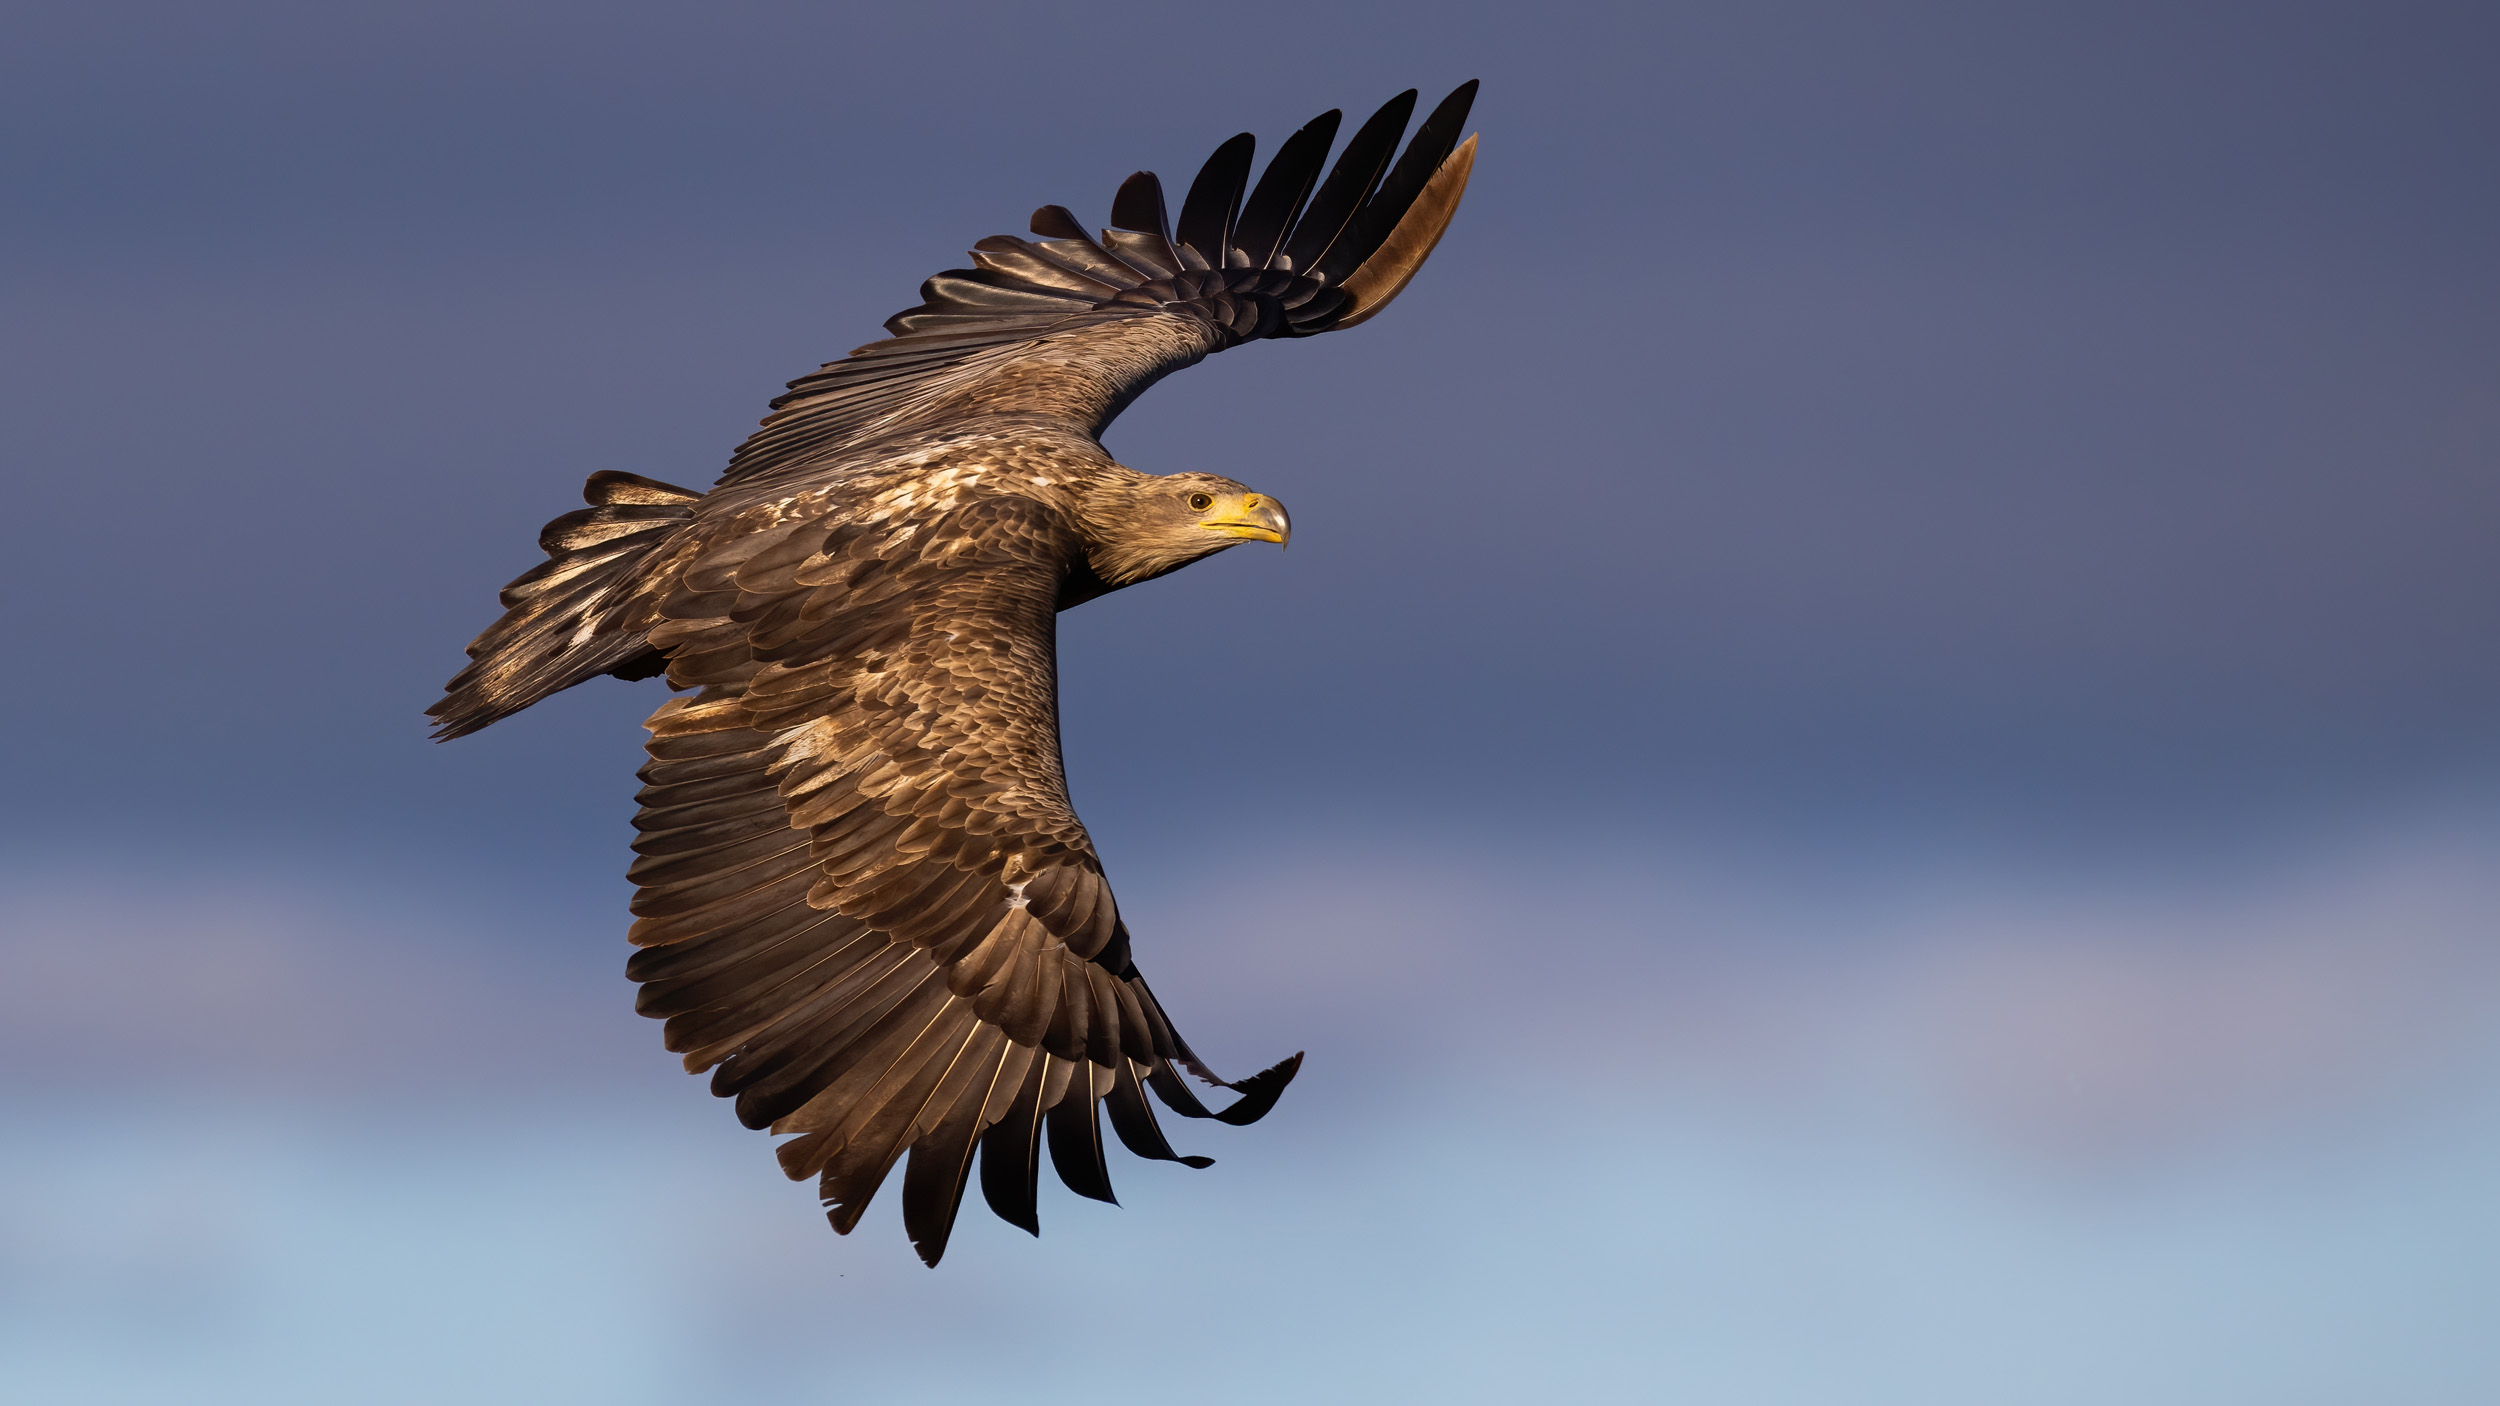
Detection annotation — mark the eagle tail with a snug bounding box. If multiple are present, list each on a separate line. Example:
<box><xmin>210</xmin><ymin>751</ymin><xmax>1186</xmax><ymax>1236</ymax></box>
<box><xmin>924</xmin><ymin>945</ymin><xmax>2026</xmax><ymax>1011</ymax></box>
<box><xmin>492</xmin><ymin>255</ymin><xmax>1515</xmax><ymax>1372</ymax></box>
<box><xmin>427</xmin><ymin>470</ymin><xmax>700</xmax><ymax>740</ymax></box>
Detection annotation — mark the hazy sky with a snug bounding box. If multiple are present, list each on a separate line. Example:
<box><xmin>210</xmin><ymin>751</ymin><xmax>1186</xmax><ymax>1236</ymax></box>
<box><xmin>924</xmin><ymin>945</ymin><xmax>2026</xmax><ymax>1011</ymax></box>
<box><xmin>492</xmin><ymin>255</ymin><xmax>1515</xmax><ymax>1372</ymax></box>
<box><xmin>6</xmin><ymin>3</ymin><xmax>2498</xmax><ymax>1401</ymax></box>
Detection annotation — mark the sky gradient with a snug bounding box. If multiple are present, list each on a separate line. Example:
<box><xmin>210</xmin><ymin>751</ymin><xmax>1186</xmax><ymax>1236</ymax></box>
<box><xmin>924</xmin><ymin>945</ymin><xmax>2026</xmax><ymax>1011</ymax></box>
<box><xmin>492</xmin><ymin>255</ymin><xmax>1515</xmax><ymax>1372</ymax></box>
<box><xmin>6</xmin><ymin>2</ymin><xmax>2498</xmax><ymax>1401</ymax></box>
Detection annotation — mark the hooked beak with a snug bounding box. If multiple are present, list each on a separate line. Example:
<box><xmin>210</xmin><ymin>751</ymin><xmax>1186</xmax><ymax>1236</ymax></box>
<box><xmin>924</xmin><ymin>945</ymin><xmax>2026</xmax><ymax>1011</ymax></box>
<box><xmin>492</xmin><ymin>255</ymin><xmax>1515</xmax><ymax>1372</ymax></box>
<box><xmin>1198</xmin><ymin>491</ymin><xmax>1291</xmax><ymax>546</ymax></box>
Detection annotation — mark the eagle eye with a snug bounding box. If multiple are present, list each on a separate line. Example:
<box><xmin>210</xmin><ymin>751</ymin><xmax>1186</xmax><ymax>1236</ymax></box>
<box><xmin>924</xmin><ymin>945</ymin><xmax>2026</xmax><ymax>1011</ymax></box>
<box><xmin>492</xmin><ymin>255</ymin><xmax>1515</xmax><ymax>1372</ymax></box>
<box><xmin>1186</xmin><ymin>492</ymin><xmax>1213</xmax><ymax>512</ymax></box>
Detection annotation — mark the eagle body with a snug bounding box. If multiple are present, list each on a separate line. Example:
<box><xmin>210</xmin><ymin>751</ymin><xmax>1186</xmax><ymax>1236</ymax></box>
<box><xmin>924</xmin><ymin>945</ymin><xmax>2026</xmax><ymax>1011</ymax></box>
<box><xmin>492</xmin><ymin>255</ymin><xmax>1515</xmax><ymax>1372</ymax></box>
<box><xmin>433</xmin><ymin>85</ymin><xmax>1478</xmax><ymax>1265</ymax></box>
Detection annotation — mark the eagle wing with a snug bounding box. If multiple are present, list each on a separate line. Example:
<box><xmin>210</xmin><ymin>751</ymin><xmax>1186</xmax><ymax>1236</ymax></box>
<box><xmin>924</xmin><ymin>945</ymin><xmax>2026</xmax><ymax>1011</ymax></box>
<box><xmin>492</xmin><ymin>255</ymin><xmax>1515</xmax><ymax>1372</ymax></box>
<box><xmin>718</xmin><ymin>81</ymin><xmax>1478</xmax><ymax>489</ymax></box>
<box><xmin>625</xmin><ymin>491</ymin><xmax>1297</xmax><ymax>1265</ymax></box>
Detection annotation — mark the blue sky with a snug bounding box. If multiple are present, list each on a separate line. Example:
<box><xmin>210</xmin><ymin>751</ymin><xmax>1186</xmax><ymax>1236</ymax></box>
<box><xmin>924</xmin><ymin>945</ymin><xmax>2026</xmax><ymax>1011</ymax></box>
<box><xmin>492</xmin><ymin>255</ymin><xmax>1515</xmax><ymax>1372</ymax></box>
<box><xmin>6</xmin><ymin>2</ymin><xmax>2499</xmax><ymax>1401</ymax></box>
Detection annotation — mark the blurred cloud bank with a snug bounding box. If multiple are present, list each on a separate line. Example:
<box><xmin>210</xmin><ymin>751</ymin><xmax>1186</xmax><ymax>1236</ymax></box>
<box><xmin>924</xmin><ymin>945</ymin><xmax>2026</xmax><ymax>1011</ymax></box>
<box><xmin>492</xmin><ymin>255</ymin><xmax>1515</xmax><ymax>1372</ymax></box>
<box><xmin>7</xmin><ymin>804</ymin><xmax>2500</xmax><ymax>1403</ymax></box>
<box><xmin>12</xmin><ymin>803</ymin><xmax>2500</xmax><ymax>1162</ymax></box>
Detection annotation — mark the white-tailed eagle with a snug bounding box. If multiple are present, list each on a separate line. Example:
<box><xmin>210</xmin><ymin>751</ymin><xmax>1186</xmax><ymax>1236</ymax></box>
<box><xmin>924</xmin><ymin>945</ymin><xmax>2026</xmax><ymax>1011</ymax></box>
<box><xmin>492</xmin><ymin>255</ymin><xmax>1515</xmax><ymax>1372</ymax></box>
<box><xmin>432</xmin><ymin>83</ymin><xmax>1478</xmax><ymax>1265</ymax></box>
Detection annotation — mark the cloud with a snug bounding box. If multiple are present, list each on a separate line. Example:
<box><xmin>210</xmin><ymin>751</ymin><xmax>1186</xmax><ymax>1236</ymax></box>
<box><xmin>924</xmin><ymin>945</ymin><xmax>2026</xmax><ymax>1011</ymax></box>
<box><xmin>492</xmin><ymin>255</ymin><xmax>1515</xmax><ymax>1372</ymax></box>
<box><xmin>20</xmin><ymin>805</ymin><xmax>2494</xmax><ymax>1165</ymax></box>
<box><xmin>1113</xmin><ymin>807</ymin><xmax>2500</xmax><ymax>1163</ymax></box>
<box><xmin>6</xmin><ymin>813</ymin><xmax>2500</xmax><ymax>1403</ymax></box>
<box><xmin>0</xmin><ymin>864</ymin><xmax>643</xmax><ymax>1098</ymax></box>
<box><xmin>1891</xmin><ymin>831</ymin><xmax>2500</xmax><ymax>1160</ymax></box>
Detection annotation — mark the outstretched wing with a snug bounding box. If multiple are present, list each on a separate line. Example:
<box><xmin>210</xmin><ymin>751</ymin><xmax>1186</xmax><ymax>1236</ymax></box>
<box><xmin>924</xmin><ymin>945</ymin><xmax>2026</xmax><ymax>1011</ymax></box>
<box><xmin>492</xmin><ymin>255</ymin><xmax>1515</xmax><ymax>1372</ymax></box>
<box><xmin>626</xmin><ymin>493</ymin><xmax>1297</xmax><ymax>1265</ymax></box>
<box><xmin>718</xmin><ymin>81</ymin><xmax>1478</xmax><ymax>489</ymax></box>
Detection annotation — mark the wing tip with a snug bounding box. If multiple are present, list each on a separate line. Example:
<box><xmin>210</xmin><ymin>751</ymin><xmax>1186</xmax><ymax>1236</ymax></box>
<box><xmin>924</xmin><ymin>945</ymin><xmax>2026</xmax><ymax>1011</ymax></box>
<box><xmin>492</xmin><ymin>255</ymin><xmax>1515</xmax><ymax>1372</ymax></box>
<box><xmin>1332</xmin><ymin>133</ymin><xmax>1476</xmax><ymax>331</ymax></box>
<box><xmin>1212</xmin><ymin>1051</ymin><xmax>1304</xmax><ymax>1127</ymax></box>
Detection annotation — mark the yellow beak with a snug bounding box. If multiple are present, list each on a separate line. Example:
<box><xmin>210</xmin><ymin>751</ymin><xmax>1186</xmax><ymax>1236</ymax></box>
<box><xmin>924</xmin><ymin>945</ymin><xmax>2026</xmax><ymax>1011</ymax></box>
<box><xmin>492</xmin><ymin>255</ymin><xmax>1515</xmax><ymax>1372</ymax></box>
<box><xmin>1198</xmin><ymin>491</ymin><xmax>1291</xmax><ymax>546</ymax></box>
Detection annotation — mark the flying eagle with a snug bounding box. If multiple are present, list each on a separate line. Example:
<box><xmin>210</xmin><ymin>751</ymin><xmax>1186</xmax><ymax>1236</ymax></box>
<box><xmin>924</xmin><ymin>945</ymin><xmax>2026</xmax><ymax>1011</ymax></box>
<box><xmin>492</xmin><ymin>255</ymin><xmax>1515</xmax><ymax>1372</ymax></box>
<box><xmin>430</xmin><ymin>83</ymin><xmax>1478</xmax><ymax>1266</ymax></box>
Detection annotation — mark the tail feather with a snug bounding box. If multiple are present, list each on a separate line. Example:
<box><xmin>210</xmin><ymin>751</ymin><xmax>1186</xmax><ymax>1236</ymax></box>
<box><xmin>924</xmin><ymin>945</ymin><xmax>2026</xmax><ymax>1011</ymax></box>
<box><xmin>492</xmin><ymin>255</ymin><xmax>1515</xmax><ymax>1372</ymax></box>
<box><xmin>429</xmin><ymin>470</ymin><xmax>700</xmax><ymax>740</ymax></box>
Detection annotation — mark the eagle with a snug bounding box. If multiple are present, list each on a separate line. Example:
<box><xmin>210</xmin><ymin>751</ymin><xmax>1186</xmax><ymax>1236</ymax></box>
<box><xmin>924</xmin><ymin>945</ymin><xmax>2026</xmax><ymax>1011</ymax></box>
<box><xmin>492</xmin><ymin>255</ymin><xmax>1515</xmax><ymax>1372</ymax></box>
<box><xmin>430</xmin><ymin>83</ymin><xmax>1479</xmax><ymax>1266</ymax></box>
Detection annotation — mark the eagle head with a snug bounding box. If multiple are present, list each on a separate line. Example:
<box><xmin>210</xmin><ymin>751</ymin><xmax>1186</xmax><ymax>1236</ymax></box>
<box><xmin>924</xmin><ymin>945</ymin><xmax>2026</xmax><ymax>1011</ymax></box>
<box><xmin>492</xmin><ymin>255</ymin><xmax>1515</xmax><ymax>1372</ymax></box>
<box><xmin>1077</xmin><ymin>471</ymin><xmax>1291</xmax><ymax>591</ymax></box>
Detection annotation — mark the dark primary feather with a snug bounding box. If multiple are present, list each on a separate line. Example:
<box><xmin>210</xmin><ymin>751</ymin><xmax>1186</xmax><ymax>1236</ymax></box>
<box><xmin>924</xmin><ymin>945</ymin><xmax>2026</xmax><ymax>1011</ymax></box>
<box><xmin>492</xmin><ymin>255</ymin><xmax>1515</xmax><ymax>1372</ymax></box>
<box><xmin>431</xmin><ymin>84</ymin><xmax>1479</xmax><ymax>1266</ymax></box>
<box><xmin>1175</xmin><ymin>132</ymin><xmax>1255</xmax><ymax>265</ymax></box>
<box><xmin>1230</xmin><ymin>108</ymin><xmax>1341</xmax><ymax>270</ymax></box>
